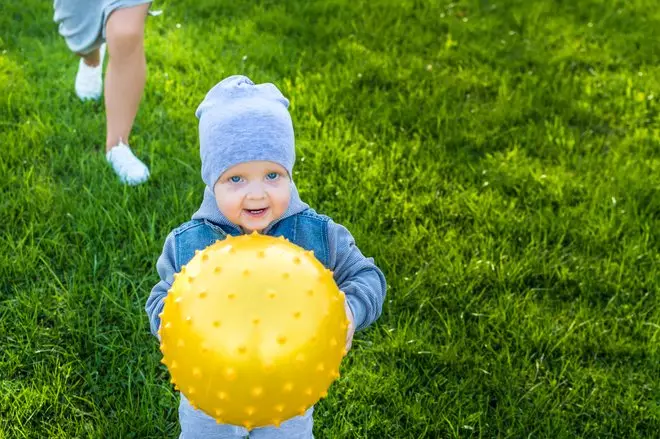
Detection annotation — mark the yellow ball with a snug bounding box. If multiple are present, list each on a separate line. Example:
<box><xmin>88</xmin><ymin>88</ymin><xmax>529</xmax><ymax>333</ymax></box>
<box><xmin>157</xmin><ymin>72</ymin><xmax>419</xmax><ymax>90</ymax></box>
<box><xmin>158</xmin><ymin>233</ymin><xmax>348</xmax><ymax>430</ymax></box>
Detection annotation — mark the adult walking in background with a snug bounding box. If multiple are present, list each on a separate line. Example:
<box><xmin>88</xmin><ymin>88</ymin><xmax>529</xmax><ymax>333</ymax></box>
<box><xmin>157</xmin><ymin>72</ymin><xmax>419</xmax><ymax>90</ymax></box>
<box><xmin>54</xmin><ymin>0</ymin><xmax>153</xmax><ymax>185</ymax></box>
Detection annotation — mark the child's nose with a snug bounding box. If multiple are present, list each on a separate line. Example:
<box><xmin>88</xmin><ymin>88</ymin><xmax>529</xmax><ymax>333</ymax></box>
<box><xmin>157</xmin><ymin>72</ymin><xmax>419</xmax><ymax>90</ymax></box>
<box><xmin>246</xmin><ymin>182</ymin><xmax>266</xmax><ymax>199</ymax></box>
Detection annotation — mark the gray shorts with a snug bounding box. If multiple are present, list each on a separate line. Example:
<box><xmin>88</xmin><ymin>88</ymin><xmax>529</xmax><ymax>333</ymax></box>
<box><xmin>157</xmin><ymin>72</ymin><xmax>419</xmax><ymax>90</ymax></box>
<box><xmin>178</xmin><ymin>394</ymin><xmax>315</xmax><ymax>439</ymax></box>
<box><xmin>53</xmin><ymin>0</ymin><xmax>152</xmax><ymax>54</ymax></box>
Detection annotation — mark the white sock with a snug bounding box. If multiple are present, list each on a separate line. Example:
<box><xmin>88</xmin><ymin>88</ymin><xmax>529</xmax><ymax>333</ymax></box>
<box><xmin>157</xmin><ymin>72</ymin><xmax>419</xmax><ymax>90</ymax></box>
<box><xmin>75</xmin><ymin>43</ymin><xmax>106</xmax><ymax>101</ymax></box>
<box><xmin>106</xmin><ymin>141</ymin><xmax>150</xmax><ymax>185</ymax></box>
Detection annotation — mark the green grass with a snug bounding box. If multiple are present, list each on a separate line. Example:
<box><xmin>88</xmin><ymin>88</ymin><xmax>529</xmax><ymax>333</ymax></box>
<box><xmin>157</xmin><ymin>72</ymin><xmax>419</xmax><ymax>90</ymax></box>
<box><xmin>1</xmin><ymin>0</ymin><xmax>659</xmax><ymax>437</ymax></box>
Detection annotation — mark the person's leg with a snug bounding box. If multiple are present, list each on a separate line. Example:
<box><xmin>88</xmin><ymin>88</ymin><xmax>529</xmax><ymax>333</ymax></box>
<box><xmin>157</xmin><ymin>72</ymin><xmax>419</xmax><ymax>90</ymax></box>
<box><xmin>104</xmin><ymin>3</ymin><xmax>149</xmax><ymax>151</ymax></box>
<box><xmin>81</xmin><ymin>48</ymin><xmax>102</xmax><ymax>67</ymax></box>
<box><xmin>103</xmin><ymin>2</ymin><xmax>150</xmax><ymax>185</ymax></box>
<box><xmin>249</xmin><ymin>407</ymin><xmax>314</xmax><ymax>439</ymax></box>
<box><xmin>53</xmin><ymin>0</ymin><xmax>105</xmax><ymax>100</ymax></box>
<box><xmin>75</xmin><ymin>43</ymin><xmax>106</xmax><ymax>101</ymax></box>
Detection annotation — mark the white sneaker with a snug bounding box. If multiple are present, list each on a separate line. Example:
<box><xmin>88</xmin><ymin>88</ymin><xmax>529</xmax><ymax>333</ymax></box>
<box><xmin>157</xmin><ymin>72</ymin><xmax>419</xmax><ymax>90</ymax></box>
<box><xmin>106</xmin><ymin>141</ymin><xmax>150</xmax><ymax>185</ymax></box>
<box><xmin>75</xmin><ymin>43</ymin><xmax>106</xmax><ymax>101</ymax></box>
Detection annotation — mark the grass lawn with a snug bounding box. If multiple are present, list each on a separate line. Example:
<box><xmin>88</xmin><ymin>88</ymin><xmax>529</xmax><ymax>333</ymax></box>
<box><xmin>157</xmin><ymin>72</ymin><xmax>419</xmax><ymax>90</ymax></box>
<box><xmin>1</xmin><ymin>0</ymin><xmax>659</xmax><ymax>437</ymax></box>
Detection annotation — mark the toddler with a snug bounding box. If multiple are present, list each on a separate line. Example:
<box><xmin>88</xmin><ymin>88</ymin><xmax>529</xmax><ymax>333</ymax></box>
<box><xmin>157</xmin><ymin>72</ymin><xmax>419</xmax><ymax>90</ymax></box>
<box><xmin>146</xmin><ymin>75</ymin><xmax>386</xmax><ymax>438</ymax></box>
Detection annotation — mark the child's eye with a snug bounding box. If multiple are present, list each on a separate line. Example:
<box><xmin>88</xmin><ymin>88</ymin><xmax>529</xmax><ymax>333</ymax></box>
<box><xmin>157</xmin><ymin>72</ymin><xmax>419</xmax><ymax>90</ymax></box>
<box><xmin>229</xmin><ymin>176</ymin><xmax>242</xmax><ymax>183</ymax></box>
<box><xmin>265</xmin><ymin>172</ymin><xmax>279</xmax><ymax>181</ymax></box>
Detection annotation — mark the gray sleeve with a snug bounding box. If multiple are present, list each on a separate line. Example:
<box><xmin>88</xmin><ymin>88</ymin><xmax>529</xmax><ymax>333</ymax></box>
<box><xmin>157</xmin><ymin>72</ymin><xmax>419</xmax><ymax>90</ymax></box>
<box><xmin>327</xmin><ymin>220</ymin><xmax>387</xmax><ymax>331</ymax></box>
<box><xmin>145</xmin><ymin>231</ymin><xmax>177</xmax><ymax>338</ymax></box>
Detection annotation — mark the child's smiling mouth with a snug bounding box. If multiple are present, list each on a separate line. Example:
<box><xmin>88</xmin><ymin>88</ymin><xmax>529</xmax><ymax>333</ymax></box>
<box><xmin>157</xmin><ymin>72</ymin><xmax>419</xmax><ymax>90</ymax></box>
<box><xmin>244</xmin><ymin>208</ymin><xmax>269</xmax><ymax>217</ymax></box>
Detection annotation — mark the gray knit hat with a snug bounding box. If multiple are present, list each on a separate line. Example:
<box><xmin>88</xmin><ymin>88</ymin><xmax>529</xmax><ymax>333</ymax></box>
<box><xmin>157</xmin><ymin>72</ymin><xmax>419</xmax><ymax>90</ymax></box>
<box><xmin>195</xmin><ymin>75</ymin><xmax>295</xmax><ymax>188</ymax></box>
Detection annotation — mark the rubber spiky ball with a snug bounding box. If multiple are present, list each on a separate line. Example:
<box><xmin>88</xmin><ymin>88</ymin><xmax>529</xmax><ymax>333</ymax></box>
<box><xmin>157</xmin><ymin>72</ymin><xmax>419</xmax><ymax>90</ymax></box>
<box><xmin>158</xmin><ymin>233</ymin><xmax>349</xmax><ymax>430</ymax></box>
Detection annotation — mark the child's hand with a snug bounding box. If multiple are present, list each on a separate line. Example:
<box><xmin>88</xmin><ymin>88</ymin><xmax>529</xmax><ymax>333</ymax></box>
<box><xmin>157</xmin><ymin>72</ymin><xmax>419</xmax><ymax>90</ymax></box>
<box><xmin>343</xmin><ymin>293</ymin><xmax>355</xmax><ymax>352</ymax></box>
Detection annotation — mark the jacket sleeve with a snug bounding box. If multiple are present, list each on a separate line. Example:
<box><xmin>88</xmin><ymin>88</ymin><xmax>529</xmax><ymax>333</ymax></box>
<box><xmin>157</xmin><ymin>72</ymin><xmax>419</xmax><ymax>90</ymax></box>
<box><xmin>327</xmin><ymin>220</ymin><xmax>387</xmax><ymax>331</ymax></box>
<box><xmin>145</xmin><ymin>231</ymin><xmax>177</xmax><ymax>338</ymax></box>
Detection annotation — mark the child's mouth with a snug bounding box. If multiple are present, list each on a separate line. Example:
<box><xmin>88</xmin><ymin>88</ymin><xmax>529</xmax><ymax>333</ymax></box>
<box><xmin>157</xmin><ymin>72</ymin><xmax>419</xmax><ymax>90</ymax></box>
<box><xmin>244</xmin><ymin>208</ymin><xmax>268</xmax><ymax>217</ymax></box>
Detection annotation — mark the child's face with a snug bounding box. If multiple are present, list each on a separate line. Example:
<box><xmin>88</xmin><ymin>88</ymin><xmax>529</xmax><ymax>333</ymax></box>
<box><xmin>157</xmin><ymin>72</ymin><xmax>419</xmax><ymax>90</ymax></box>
<box><xmin>213</xmin><ymin>161</ymin><xmax>291</xmax><ymax>233</ymax></box>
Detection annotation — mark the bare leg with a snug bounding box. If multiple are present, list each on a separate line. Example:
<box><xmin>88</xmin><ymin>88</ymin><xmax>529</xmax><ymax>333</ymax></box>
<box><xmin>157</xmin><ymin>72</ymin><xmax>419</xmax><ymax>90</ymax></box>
<box><xmin>104</xmin><ymin>3</ymin><xmax>150</xmax><ymax>152</ymax></box>
<box><xmin>103</xmin><ymin>3</ymin><xmax>151</xmax><ymax>185</ymax></box>
<box><xmin>80</xmin><ymin>48</ymin><xmax>101</xmax><ymax>67</ymax></box>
